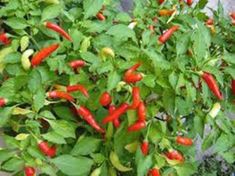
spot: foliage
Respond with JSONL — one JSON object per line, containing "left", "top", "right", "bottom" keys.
{"left": 0, "top": 0, "right": 234, "bottom": 175}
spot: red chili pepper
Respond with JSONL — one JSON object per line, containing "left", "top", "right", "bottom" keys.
{"left": 148, "top": 168, "right": 160, "bottom": 176}
{"left": 124, "top": 63, "right": 143, "bottom": 84}
{"left": 158, "top": 0, "right": 164, "bottom": 5}
{"left": 31, "top": 43, "right": 59, "bottom": 66}
{"left": 137, "top": 101, "right": 146, "bottom": 121}
{"left": 47, "top": 91, "right": 75, "bottom": 102}
{"left": 129, "top": 87, "right": 141, "bottom": 109}
{"left": 141, "top": 140, "right": 149, "bottom": 156}
{"left": 159, "top": 9, "right": 175, "bottom": 16}
{"left": 77, "top": 106, "right": 105, "bottom": 133}
{"left": 201, "top": 72, "right": 223, "bottom": 100}
{"left": 45, "top": 22, "right": 72, "bottom": 41}
{"left": 128, "top": 121, "right": 146, "bottom": 132}
{"left": 232, "top": 80, "right": 235, "bottom": 95}
{"left": 102, "top": 103, "right": 129, "bottom": 124}
{"left": 230, "top": 12, "right": 235, "bottom": 20}
{"left": 99, "top": 92, "right": 112, "bottom": 107}
{"left": 176, "top": 136, "right": 193, "bottom": 146}
{"left": 38, "top": 141, "right": 56, "bottom": 157}
{"left": 66, "top": 85, "right": 89, "bottom": 97}
{"left": 149, "top": 25, "right": 155, "bottom": 33}
{"left": 206, "top": 18, "right": 214, "bottom": 26}
{"left": 24, "top": 166, "right": 36, "bottom": 176}
{"left": 158, "top": 25, "right": 179, "bottom": 44}
{"left": 69, "top": 60, "right": 86, "bottom": 69}
{"left": 187, "top": 0, "right": 193, "bottom": 6}
{"left": 0, "top": 98, "right": 7, "bottom": 107}
{"left": 38, "top": 141, "right": 50, "bottom": 155}
{"left": 46, "top": 146, "right": 57, "bottom": 157}
{"left": 165, "top": 150, "right": 184, "bottom": 162}
{"left": 0, "top": 33, "right": 11, "bottom": 45}
{"left": 96, "top": 12, "right": 106, "bottom": 21}
{"left": 109, "top": 105, "right": 120, "bottom": 128}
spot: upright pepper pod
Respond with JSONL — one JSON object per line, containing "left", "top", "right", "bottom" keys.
{"left": 140, "top": 140, "right": 149, "bottom": 156}
{"left": 76, "top": 106, "right": 105, "bottom": 133}
{"left": 137, "top": 101, "right": 146, "bottom": 122}
{"left": 176, "top": 136, "right": 193, "bottom": 146}
{"left": 31, "top": 43, "right": 59, "bottom": 66}
{"left": 109, "top": 105, "right": 120, "bottom": 128}
{"left": 24, "top": 166, "right": 36, "bottom": 176}
{"left": 201, "top": 72, "right": 223, "bottom": 100}
{"left": 129, "top": 87, "right": 141, "bottom": 109}
{"left": 45, "top": 22, "right": 72, "bottom": 41}
{"left": 102, "top": 103, "right": 129, "bottom": 124}
{"left": 158, "top": 25, "right": 179, "bottom": 44}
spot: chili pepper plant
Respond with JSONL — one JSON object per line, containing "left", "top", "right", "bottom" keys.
{"left": 0, "top": 0, "right": 234, "bottom": 176}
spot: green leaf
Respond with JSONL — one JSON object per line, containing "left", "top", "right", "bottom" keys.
{"left": 41, "top": 4, "right": 61, "bottom": 21}
{"left": 3, "top": 52, "right": 21, "bottom": 64}
{"left": 53, "top": 106, "right": 76, "bottom": 121}
{"left": 71, "top": 29, "right": 84, "bottom": 51}
{"left": 28, "top": 69, "right": 42, "bottom": 93}
{"left": 1, "top": 157, "right": 24, "bottom": 172}
{"left": 202, "top": 130, "right": 218, "bottom": 151}
{"left": 40, "top": 110, "right": 56, "bottom": 120}
{"left": 107, "top": 71, "right": 121, "bottom": 91}
{"left": 135, "top": 148, "right": 153, "bottom": 176}
{"left": 83, "top": 0, "right": 104, "bottom": 19}
{"left": 42, "top": 131, "right": 66, "bottom": 144}
{"left": 5, "top": 17, "right": 28, "bottom": 29}
{"left": 174, "top": 163, "right": 197, "bottom": 176}
{"left": 106, "top": 24, "right": 136, "bottom": 42}
{"left": 198, "top": 0, "right": 208, "bottom": 9}
{"left": 33, "top": 88, "right": 45, "bottom": 112}
{"left": 213, "top": 133, "right": 234, "bottom": 153}
{"left": 143, "top": 75, "right": 155, "bottom": 88}
{"left": 0, "top": 150, "right": 16, "bottom": 164}
{"left": 115, "top": 12, "right": 132, "bottom": 22}
{"left": 193, "top": 115, "right": 204, "bottom": 137}
{"left": 51, "top": 155, "right": 93, "bottom": 176}
{"left": 176, "top": 32, "right": 191, "bottom": 56}
{"left": 40, "top": 165, "right": 57, "bottom": 176}
{"left": 71, "top": 137, "right": 101, "bottom": 156}
{"left": 223, "top": 50, "right": 235, "bottom": 64}
{"left": 47, "top": 120, "right": 76, "bottom": 138}
{"left": 0, "top": 107, "right": 14, "bottom": 127}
